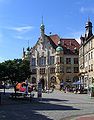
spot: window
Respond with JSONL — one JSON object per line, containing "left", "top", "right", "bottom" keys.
{"left": 49, "top": 56, "right": 54, "bottom": 65}
{"left": 60, "top": 66, "right": 64, "bottom": 73}
{"left": 66, "top": 58, "right": 71, "bottom": 64}
{"left": 74, "top": 67, "right": 79, "bottom": 73}
{"left": 89, "top": 41, "right": 90, "bottom": 50}
{"left": 60, "top": 57, "right": 64, "bottom": 64}
{"left": 31, "top": 69, "right": 36, "bottom": 74}
{"left": 31, "top": 58, "right": 36, "bottom": 66}
{"left": 32, "top": 77, "right": 36, "bottom": 83}
{"left": 39, "top": 57, "right": 46, "bottom": 65}
{"left": 89, "top": 53, "right": 90, "bottom": 60}
{"left": 91, "top": 64, "right": 93, "bottom": 71}
{"left": 91, "top": 40, "right": 93, "bottom": 48}
{"left": 56, "top": 57, "right": 60, "bottom": 64}
{"left": 91, "top": 52, "right": 93, "bottom": 59}
{"left": 56, "top": 66, "right": 64, "bottom": 73}
{"left": 85, "top": 66, "right": 88, "bottom": 72}
{"left": 89, "top": 65, "right": 90, "bottom": 72}
{"left": 74, "top": 58, "right": 78, "bottom": 64}
{"left": 66, "top": 76, "right": 71, "bottom": 82}
{"left": 40, "top": 68, "right": 45, "bottom": 74}
{"left": 86, "top": 55, "right": 87, "bottom": 61}
{"left": 50, "top": 68, "right": 55, "bottom": 74}
{"left": 66, "top": 67, "right": 71, "bottom": 73}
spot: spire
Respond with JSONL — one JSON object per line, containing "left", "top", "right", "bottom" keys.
{"left": 88, "top": 16, "right": 90, "bottom": 22}
{"left": 42, "top": 16, "right": 43, "bottom": 25}
{"left": 40, "top": 16, "right": 45, "bottom": 31}
{"left": 40, "top": 16, "right": 45, "bottom": 42}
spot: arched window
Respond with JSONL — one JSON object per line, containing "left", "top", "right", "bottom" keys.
{"left": 32, "top": 77, "right": 36, "bottom": 84}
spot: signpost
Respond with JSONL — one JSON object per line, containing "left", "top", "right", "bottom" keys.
{"left": 37, "top": 81, "right": 42, "bottom": 100}
{"left": 25, "top": 79, "right": 28, "bottom": 95}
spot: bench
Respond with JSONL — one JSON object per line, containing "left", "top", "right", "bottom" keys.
{"left": 10, "top": 93, "right": 23, "bottom": 98}
{"left": 9, "top": 92, "right": 34, "bottom": 101}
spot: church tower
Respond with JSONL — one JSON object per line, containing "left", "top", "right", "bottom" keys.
{"left": 85, "top": 18, "right": 93, "bottom": 39}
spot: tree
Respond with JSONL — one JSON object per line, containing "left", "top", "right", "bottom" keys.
{"left": 0, "top": 59, "right": 31, "bottom": 95}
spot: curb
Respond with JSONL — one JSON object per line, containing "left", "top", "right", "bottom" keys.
{"left": 61, "top": 114, "right": 94, "bottom": 120}
{"left": 72, "top": 114, "right": 94, "bottom": 120}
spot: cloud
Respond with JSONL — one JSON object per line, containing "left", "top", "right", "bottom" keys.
{"left": 80, "top": 7, "right": 94, "bottom": 14}
{"left": 6, "top": 25, "right": 34, "bottom": 33}
{"left": 12, "top": 26, "right": 34, "bottom": 32}
{"left": 15, "top": 36, "right": 23, "bottom": 40}
{"left": 14, "top": 35, "right": 33, "bottom": 41}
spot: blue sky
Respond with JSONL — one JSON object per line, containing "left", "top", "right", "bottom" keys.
{"left": 0, "top": 0, "right": 94, "bottom": 62}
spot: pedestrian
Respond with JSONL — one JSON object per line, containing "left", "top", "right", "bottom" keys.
{"left": 60, "top": 83, "right": 63, "bottom": 91}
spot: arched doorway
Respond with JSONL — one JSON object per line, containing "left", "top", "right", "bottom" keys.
{"left": 40, "top": 78, "right": 45, "bottom": 90}
{"left": 73, "top": 76, "right": 79, "bottom": 83}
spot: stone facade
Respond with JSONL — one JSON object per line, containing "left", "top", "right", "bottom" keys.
{"left": 23, "top": 22, "right": 80, "bottom": 90}
{"left": 79, "top": 19, "right": 94, "bottom": 89}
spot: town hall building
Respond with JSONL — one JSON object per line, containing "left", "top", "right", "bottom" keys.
{"left": 23, "top": 21, "right": 80, "bottom": 90}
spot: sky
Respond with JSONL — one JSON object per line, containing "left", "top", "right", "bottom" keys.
{"left": 0, "top": 0, "right": 94, "bottom": 62}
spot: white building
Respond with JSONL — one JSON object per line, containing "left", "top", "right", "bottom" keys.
{"left": 79, "top": 19, "right": 94, "bottom": 89}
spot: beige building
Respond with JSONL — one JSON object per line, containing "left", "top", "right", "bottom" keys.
{"left": 79, "top": 19, "right": 94, "bottom": 89}
{"left": 23, "top": 21, "right": 80, "bottom": 90}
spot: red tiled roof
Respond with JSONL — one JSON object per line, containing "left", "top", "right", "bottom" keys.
{"left": 49, "top": 34, "right": 60, "bottom": 45}
{"left": 49, "top": 34, "right": 80, "bottom": 54}
{"left": 61, "top": 38, "right": 80, "bottom": 51}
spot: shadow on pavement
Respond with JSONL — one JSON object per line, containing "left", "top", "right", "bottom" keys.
{"left": 0, "top": 93, "right": 80, "bottom": 120}
{"left": 40, "top": 98, "right": 68, "bottom": 102}
{"left": 0, "top": 106, "right": 53, "bottom": 120}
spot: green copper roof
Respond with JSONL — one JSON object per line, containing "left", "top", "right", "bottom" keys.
{"left": 56, "top": 46, "right": 63, "bottom": 52}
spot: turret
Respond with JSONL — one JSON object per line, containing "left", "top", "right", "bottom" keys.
{"left": 85, "top": 18, "right": 93, "bottom": 39}
{"left": 56, "top": 39, "right": 63, "bottom": 54}
{"left": 55, "top": 39, "right": 64, "bottom": 89}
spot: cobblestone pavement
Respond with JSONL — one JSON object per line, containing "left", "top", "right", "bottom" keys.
{"left": 0, "top": 89, "right": 94, "bottom": 120}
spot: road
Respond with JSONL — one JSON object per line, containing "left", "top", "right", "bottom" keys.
{"left": 0, "top": 89, "right": 94, "bottom": 120}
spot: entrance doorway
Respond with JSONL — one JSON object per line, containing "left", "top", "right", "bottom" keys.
{"left": 40, "top": 78, "right": 45, "bottom": 90}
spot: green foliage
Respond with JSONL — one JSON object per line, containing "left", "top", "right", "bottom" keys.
{"left": 0, "top": 59, "right": 31, "bottom": 84}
